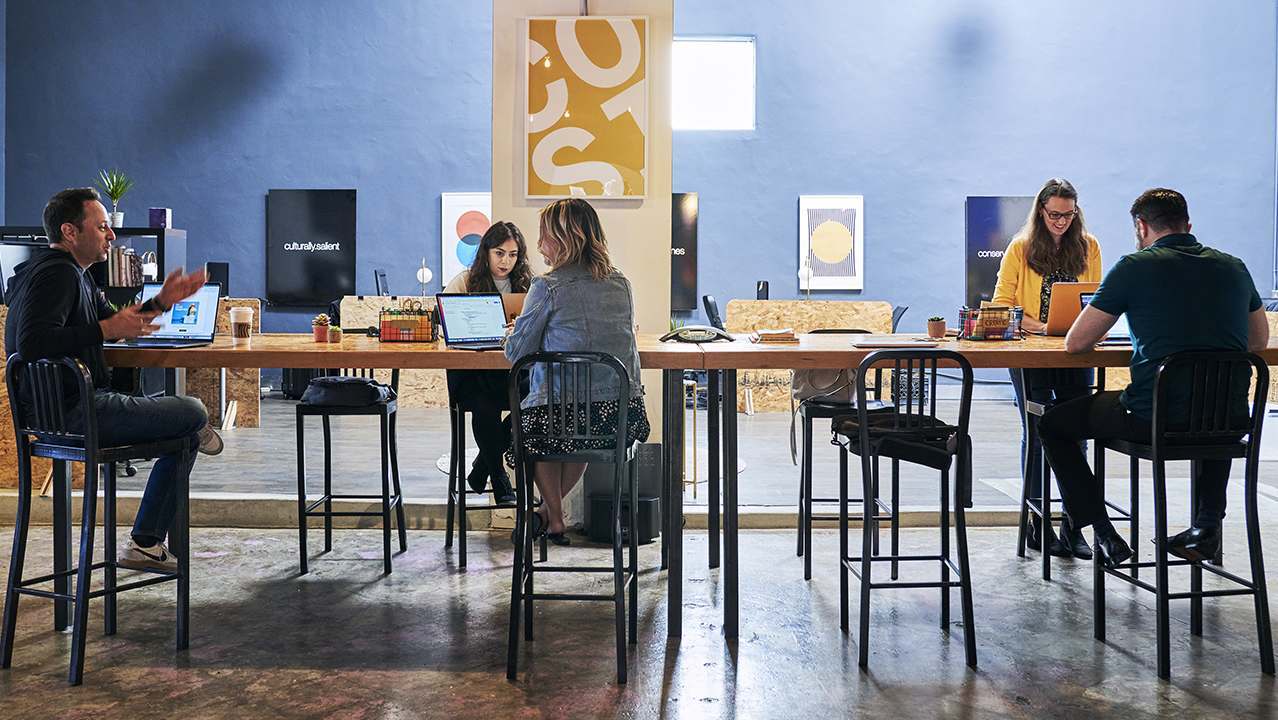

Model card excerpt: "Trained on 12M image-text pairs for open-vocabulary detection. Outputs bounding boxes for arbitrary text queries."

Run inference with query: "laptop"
[103,282,221,349]
[1043,281,1100,335]
[1080,292,1132,345]
[435,292,508,351]
[849,334,940,348]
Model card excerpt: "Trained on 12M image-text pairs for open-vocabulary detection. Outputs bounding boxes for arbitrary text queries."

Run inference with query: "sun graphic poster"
[525,16,647,199]
[441,192,492,286]
[798,196,864,290]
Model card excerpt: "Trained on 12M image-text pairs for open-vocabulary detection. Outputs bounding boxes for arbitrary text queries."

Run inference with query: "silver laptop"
[1080,293,1131,345]
[104,282,221,349]
[435,292,507,351]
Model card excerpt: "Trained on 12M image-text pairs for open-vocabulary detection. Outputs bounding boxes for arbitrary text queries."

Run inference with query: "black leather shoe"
[466,457,488,494]
[1027,517,1071,557]
[1095,533,1133,570]
[491,468,516,505]
[1060,518,1093,560]
[547,532,571,547]
[1167,526,1222,564]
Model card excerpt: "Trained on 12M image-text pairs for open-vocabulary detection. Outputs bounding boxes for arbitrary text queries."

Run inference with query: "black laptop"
[104,282,221,349]
[435,292,507,351]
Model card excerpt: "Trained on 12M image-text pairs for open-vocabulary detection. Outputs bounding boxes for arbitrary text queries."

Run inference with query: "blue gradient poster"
[964,196,1032,307]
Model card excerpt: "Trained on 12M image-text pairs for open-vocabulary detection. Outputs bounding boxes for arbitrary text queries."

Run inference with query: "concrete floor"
[0,523,1274,718]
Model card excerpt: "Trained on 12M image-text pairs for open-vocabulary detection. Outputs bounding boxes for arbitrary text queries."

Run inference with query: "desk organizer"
[379,306,435,342]
[958,306,1023,340]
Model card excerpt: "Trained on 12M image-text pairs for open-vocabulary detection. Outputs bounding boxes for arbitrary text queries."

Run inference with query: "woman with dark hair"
[503,198,649,546]
[992,178,1103,559]
[444,221,533,503]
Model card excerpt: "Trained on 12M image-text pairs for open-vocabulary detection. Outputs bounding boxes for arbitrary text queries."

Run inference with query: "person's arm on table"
[1064,305,1117,354]
[503,277,551,361]
[1247,308,1269,352]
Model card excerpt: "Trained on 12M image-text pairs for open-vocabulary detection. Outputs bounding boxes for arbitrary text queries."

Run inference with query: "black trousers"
[1038,391,1230,530]
[1010,367,1092,501]
[446,370,512,474]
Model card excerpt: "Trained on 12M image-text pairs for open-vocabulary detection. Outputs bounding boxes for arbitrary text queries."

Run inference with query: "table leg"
[707,370,720,570]
[723,370,739,640]
[663,369,684,638]
[52,460,71,631]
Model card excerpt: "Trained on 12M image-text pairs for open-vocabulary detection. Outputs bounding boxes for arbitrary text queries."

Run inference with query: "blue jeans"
[1009,368,1092,501]
[71,391,207,543]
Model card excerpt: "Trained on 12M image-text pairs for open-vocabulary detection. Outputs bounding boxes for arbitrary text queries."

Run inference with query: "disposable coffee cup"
[229,307,254,344]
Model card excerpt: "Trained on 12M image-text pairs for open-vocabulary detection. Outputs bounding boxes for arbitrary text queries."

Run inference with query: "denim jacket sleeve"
[503,275,551,362]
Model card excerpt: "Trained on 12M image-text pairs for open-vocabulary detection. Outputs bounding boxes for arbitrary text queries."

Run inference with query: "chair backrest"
[4,354,98,449]
[316,367,400,391]
[702,294,725,330]
[508,351,630,465]
[809,328,871,335]
[853,349,973,439]
[1152,351,1267,445]
[891,305,909,332]
[373,269,390,296]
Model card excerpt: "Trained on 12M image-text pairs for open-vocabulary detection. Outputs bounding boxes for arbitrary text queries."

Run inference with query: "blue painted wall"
[5,1,1276,334]
[5,0,490,331]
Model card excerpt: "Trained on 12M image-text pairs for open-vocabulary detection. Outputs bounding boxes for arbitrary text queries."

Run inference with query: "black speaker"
[586,495,661,545]
[206,261,229,297]
[756,280,769,300]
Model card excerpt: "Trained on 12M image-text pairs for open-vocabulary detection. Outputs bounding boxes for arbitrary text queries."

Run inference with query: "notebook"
[435,292,507,351]
[103,282,221,349]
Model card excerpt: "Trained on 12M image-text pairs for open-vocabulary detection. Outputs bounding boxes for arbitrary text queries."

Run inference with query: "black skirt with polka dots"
[506,396,650,464]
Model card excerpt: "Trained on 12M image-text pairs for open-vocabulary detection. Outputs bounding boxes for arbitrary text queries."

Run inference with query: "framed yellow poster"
[525,16,648,199]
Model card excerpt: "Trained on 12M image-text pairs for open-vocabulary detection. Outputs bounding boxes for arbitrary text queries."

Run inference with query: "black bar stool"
[1015,367,1138,580]
[795,328,897,581]
[295,368,405,575]
[834,349,977,669]
[1093,351,1273,679]
[1,356,191,685]
[505,352,640,684]
[445,400,544,568]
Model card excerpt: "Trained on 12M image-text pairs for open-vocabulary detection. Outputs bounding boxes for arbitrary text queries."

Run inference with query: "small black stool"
[505,352,640,684]
[445,400,544,568]
[835,350,977,669]
[1015,367,1137,581]
[1093,351,1273,680]
[1,356,191,686]
[295,368,405,575]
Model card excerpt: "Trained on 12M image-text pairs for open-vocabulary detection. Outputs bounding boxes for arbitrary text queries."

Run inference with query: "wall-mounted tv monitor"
[266,189,356,306]
[671,192,698,311]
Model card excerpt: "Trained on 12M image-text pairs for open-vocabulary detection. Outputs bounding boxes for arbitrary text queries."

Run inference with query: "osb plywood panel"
[725,300,894,412]
[188,299,262,427]
[341,296,448,407]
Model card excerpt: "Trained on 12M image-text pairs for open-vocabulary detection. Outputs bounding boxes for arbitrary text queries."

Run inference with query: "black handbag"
[300,375,396,406]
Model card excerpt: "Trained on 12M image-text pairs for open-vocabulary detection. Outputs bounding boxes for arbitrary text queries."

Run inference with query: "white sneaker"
[197,423,223,455]
[117,539,179,572]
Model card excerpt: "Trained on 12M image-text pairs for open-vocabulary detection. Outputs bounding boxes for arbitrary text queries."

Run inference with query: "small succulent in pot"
[927,315,947,339]
[312,313,330,342]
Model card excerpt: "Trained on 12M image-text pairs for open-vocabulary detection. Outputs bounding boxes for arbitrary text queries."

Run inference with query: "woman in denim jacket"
[503,198,649,545]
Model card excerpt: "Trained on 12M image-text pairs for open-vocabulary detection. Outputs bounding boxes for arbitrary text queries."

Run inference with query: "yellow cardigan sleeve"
[991,237,1026,307]
[1082,233,1103,282]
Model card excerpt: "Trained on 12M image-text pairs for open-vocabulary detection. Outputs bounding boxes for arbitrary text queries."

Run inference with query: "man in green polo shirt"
[1037,188,1269,569]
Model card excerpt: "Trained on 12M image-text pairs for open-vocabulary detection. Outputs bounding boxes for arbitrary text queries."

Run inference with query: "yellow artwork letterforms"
[526,17,647,198]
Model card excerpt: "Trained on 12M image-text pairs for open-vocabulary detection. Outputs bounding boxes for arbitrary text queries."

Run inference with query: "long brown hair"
[1017,178,1090,277]
[464,221,532,293]
[538,198,614,280]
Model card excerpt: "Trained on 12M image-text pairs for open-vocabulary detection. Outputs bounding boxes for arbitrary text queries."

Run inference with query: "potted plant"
[96,169,136,227]
[327,325,343,343]
[311,313,330,342]
[927,315,947,339]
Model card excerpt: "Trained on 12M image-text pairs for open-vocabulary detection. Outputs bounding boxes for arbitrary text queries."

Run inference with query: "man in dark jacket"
[5,187,218,570]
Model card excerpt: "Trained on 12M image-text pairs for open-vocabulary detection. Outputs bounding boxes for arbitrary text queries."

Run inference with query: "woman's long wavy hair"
[1016,178,1090,277]
[538,198,613,280]
[464,221,532,293]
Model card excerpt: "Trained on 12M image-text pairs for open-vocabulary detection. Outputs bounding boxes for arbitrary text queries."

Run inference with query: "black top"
[1088,233,1261,421]
[4,247,114,390]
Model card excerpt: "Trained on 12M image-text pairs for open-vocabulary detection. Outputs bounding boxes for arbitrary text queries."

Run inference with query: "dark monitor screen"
[964,196,1033,308]
[266,189,356,306]
[671,192,698,311]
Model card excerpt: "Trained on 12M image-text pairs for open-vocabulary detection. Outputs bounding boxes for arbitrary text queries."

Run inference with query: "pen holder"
[378,306,435,342]
[957,306,1023,340]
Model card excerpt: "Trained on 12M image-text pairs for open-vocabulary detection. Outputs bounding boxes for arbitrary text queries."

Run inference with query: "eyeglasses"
[1042,209,1077,222]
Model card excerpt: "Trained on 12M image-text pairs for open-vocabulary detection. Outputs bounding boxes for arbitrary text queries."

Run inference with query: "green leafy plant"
[928,316,944,322]
[96,168,136,212]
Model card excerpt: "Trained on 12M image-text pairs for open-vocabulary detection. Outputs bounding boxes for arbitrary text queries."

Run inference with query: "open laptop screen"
[140,282,220,339]
[1080,293,1130,338]
[436,293,507,343]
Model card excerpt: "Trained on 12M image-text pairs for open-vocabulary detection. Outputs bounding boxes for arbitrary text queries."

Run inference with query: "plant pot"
[109,211,125,228]
[312,326,328,342]
[327,326,343,343]
[927,320,947,339]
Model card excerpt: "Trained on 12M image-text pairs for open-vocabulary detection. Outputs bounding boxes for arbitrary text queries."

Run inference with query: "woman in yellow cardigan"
[992,177,1101,560]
